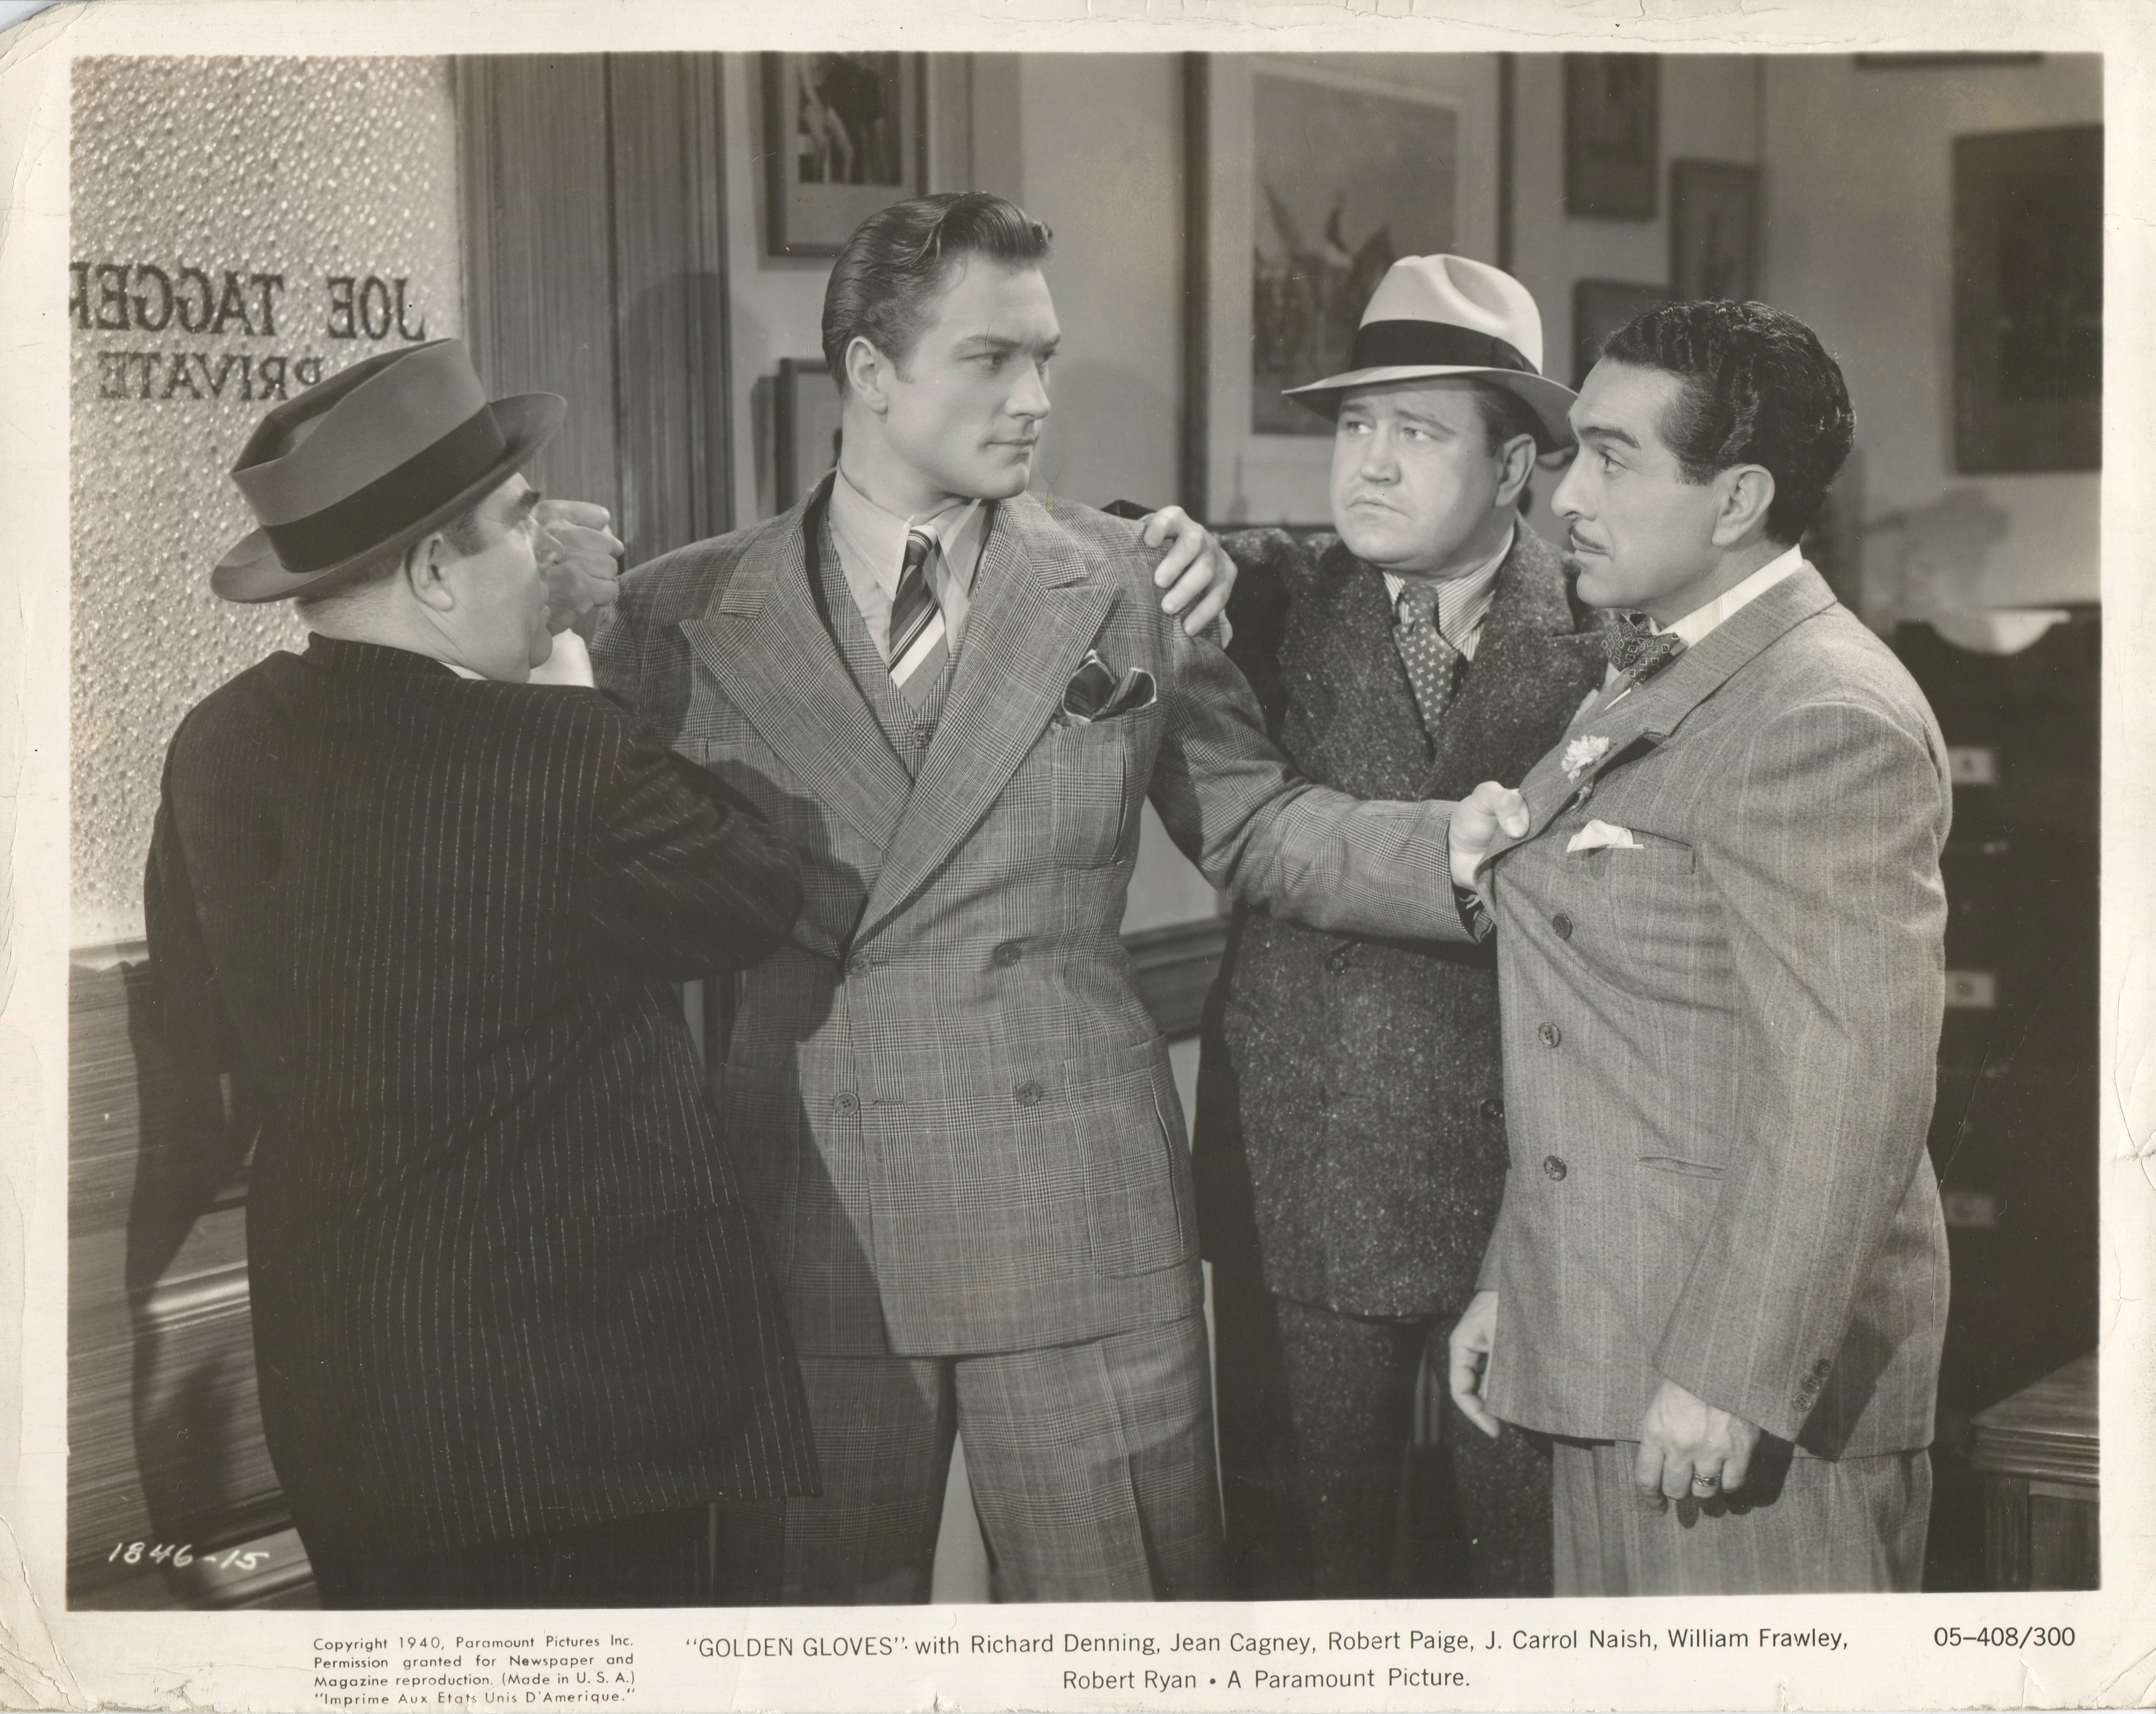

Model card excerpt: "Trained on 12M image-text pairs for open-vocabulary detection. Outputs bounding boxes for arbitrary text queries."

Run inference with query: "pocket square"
[1062,650,1156,723]
[1566,819,1643,854]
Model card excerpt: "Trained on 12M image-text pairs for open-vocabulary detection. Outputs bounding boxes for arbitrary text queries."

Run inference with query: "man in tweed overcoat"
[593,195,1477,1603]
[1195,256,1605,1598]
[1447,300,1952,1594]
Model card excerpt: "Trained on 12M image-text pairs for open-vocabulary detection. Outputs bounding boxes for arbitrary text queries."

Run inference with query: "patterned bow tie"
[1602,612,1686,684]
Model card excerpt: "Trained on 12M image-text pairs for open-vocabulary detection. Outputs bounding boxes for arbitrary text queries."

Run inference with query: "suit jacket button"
[1015,1079,1044,1108]
[1482,1096,1505,1121]
[1553,912,1573,940]
[833,1091,859,1115]
[993,940,1023,967]
[1326,948,1352,974]
[846,953,872,978]
[1539,1022,1563,1048]
[1543,1154,1568,1181]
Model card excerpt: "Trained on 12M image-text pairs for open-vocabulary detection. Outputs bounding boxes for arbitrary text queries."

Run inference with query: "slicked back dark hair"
[822,192,1054,385]
[1600,299,1855,544]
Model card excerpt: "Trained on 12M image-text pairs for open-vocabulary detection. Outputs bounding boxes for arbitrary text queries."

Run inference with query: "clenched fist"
[1448,779,1530,890]
[535,498,624,634]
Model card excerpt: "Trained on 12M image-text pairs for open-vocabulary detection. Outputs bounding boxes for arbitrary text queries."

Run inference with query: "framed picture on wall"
[1953,124,2102,474]
[762,53,925,257]
[1669,160,1759,302]
[1183,52,1502,524]
[773,355,844,510]
[1563,54,1659,219]
[1572,279,1672,386]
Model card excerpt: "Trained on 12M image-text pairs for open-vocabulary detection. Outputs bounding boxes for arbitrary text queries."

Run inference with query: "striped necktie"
[1393,582,1462,740]
[888,526,948,709]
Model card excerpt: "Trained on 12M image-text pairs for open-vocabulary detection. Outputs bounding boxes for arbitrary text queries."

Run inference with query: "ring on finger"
[1690,1470,1722,1491]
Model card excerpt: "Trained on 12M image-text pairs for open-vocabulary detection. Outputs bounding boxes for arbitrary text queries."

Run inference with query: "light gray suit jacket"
[592,478,1462,1357]
[1470,563,1952,1458]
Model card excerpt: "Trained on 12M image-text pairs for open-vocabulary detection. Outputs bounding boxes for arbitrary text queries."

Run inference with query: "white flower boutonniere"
[1562,734,1610,781]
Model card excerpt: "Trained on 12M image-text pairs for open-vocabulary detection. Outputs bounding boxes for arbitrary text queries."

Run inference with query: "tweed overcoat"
[143,637,818,1556]
[590,477,1467,1358]
[1193,526,1606,1315]
[1469,564,1953,1457]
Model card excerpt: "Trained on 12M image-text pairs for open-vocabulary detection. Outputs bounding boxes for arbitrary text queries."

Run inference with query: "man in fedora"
[145,338,820,1607]
[1446,299,1951,1593]
[593,193,1491,1604]
[1193,255,1606,1598]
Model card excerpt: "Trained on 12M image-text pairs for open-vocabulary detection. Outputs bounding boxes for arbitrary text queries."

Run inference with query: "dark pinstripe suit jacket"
[1194,526,1607,1316]
[144,636,818,1555]
[593,479,1470,1359]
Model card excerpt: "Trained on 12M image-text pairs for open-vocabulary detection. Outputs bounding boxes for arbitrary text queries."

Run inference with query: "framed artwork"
[1564,54,1659,219]
[762,53,925,257]
[773,356,845,510]
[1183,52,1502,525]
[1571,279,1671,387]
[1669,160,1759,302]
[1953,124,2101,474]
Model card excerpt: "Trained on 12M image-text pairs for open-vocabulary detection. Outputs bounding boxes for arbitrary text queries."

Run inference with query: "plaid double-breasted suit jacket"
[1468,563,1953,1458]
[592,476,1468,1358]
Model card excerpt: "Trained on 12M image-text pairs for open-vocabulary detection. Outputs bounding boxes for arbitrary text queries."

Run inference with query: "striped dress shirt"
[1381,525,1513,661]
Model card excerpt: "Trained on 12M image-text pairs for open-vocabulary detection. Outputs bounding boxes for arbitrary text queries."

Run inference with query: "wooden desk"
[1967,1352,2098,1590]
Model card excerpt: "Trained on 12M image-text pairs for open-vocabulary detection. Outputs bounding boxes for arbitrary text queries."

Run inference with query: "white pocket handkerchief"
[1567,819,1643,854]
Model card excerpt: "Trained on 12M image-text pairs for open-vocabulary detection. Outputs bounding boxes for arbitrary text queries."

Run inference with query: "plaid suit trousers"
[784,1312,1226,1603]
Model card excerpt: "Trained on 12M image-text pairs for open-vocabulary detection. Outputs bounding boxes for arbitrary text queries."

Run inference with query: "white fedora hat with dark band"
[1283,253,1576,449]
[213,339,564,604]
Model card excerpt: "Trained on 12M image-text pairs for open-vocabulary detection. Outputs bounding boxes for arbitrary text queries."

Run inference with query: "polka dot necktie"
[1393,582,1463,741]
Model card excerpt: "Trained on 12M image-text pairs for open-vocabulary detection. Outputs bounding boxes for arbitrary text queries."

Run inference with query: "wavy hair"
[1601,299,1855,544]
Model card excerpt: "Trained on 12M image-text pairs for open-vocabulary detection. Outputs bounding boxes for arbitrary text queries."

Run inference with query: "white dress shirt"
[1381,525,1513,662]
[1663,542,1806,646]
[827,467,989,662]
[1597,543,1808,704]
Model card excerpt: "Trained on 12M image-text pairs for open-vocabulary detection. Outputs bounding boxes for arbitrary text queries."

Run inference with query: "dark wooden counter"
[1967,1351,2097,1590]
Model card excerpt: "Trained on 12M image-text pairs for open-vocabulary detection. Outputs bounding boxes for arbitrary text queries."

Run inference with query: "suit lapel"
[677,479,912,855]
[1425,529,1593,791]
[1482,563,1839,871]
[857,498,1113,942]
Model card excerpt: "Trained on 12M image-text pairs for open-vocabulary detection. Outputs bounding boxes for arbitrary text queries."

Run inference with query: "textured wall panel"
[71,57,461,945]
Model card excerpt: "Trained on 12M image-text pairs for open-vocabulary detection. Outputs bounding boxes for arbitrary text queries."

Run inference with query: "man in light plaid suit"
[594,193,1476,1603]
[1444,300,1952,1593]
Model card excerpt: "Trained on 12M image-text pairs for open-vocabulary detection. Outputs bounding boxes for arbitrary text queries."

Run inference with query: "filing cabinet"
[1891,608,2098,1589]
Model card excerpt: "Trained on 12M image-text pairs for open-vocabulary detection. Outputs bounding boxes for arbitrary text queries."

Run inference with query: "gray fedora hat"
[214,339,564,603]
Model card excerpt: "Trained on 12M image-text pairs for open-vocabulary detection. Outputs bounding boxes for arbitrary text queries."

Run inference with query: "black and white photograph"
[1,3,2152,1711]
[762,50,926,256]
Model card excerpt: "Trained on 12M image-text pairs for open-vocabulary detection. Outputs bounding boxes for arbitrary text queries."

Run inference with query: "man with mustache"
[1446,299,1952,1594]
[594,192,1485,1603]
[1193,255,1606,1598]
